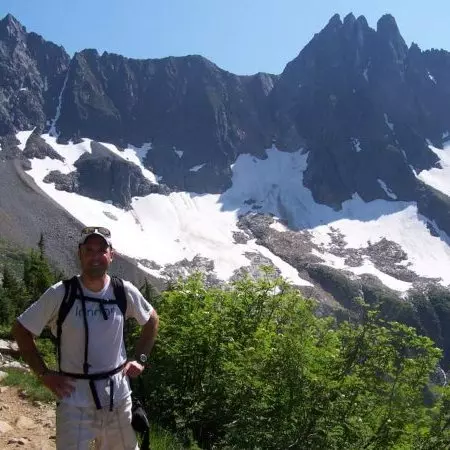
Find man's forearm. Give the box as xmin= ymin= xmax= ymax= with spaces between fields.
xmin=12 ymin=320 xmax=47 ymax=376
xmin=134 ymin=311 xmax=159 ymax=358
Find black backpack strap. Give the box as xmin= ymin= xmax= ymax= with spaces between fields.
xmin=73 ymin=276 xmax=91 ymax=375
xmin=56 ymin=276 xmax=78 ymax=371
xmin=111 ymin=276 xmax=127 ymax=317
xmin=73 ymin=277 xmax=103 ymax=410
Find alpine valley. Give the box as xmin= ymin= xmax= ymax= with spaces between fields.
xmin=2 ymin=12 xmax=450 ymax=368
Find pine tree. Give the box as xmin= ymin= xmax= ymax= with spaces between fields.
xmin=0 ymin=283 xmax=13 ymax=325
xmin=23 ymin=249 xmax=54 ymax=302
xmin=38 ymin=232 xmax=45 ymax=260
xmin=1 ymin=265 xmax=28 ymax=323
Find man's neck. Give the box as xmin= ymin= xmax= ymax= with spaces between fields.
xmin=80 ymin=273 xmax=109 ymax=292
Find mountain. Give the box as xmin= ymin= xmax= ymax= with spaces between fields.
xmin=2 ymin=13 xmax=450 ymax=364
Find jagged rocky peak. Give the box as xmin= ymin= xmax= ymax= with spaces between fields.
xmin=318 ymin=12 xmax=371 ymax=38
xmin=0 ymin=13 xmax=25 ymax=39
xmin=0 ymin=14 xmax=70 ymax=135
xmin=343 ymin=13 xmax=371 ymax=41
xmin=325 ymin=13 xmax=342 ymax=30
xmin=376 ymin=14 xmax=408 ymax=60
xmin=276 ymin=11 xmax=373 ymax=92
xmin=75 ymin=48 xmax=100 ymax=62
xmin=356 ymin=15 xmax=369 ymax=28
xmin=409 ymin=42 xmax=422 ymax=55
xmin=343 ymin=12 xmax=356 ymax=27
xmin=376 ymin=14 xmax=401 ymax=38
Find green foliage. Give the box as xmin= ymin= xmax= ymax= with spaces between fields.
xmin=0 ymin=238 xmax=26 ymax=278
xmin=23 ymin=249 xmax=55 ymax=305
xmin=35 ymin=337 xmax=57 ymax=370
xmin=1 ymin=368 xmax=56 ymax=403
xmin=0 ymin=265 xmax=29 ymax=325
xmin=0 ymin=236 xmax=63 ymax=329
xmin=148 ymin=423 xmax=194 ymax=450
xmin=139 ymin=274 xmax=450 ymax=449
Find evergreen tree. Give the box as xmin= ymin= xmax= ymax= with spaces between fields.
xmin=0 ymin=283 xmax=13 ymax=325
xmin=1 ymin=265 xmax=28 ymax=324
xmin=38 ymin=232 xmax=45 ymax=260
xmin=23 ymin=249 xmax=54 ymax=303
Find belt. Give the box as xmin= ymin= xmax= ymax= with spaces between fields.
xmin=61 ymin=362 xmax=126 ymax=411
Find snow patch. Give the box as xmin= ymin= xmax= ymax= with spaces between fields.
xmin=270 ymin=221 xmax=289 ymax=232
xmin=352 ymin=138 xmax=362 ymax=152
xmin=189 ymin=163 xmax=206 ymax=172
xmin=313 ymin=249 xmax=412 ymax=293
xmin=24 ymin=144 xmax=311 ymax=285
xmin=384 ymin=113 xmax=394 ymax=132
xmin=417 ymin=141 xmax=450 ymax=198
xmin=37 ymin=135 xmax=158 ymax=183
xmin=22 ymin=135 xmax=450 ymax=292
xmin=16 ymin=129 xmax=35 ymax=151
xmin=363 ymin=67 xmax=369 ymax=82
xmin=97 ymin=141 xmax=157 ymax=183
xmin=247 ymin=240 xmax=312 ymax=286
xmin=49 ymin=71 xmax=69 ymax=137
xmin=427 ymin=71 xmax=437 ymax=84
xmin=310 ymin=202 xmax=450 ymax=288
xmin=174 ymin=148 xmax=183 ymax=158
xmin=377 ymin=179 xmax=397 ymax=200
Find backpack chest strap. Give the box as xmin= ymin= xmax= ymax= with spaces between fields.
xmin=60 ymin=361 xmax=126 ymax=380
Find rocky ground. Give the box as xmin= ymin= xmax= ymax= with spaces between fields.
xmin=0 ymin=339 xmax=55 ymax=448
xmin=0 ymin=380 xmax=56 ymax=449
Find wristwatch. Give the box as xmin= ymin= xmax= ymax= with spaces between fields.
xmin=136 ymin=353 xmax=147 ymax=365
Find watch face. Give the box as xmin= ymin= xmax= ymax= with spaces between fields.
xmin=139 ymin=354 xmax=147 ymax=364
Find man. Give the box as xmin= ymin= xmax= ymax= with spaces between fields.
xmin=12 ymin=226 xmax=159 ymax=449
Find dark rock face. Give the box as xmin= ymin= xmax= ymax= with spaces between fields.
xmin=23 ymin=132 xmax=63 ymax=160
xmin=0 ymin=14 xmax=69 ymax=135
xmin=55 ymin=51 xmax=277 ymax=193
xmin=43 ymin=141 xmax=170 ymax=207
xmin=72 ymin=141 xmax=169 ymax=208
xmin=269 ymin=13 xmax=450 ymax=233
xmin=43 ymin=170 xmax=78 ymax=192
xmin=0 ymin=133 xmax=21 ymax=159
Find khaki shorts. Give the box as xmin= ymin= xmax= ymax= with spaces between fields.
xmin=56 ymin=396 xmax=139 ymax=450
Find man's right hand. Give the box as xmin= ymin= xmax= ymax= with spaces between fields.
xmin=40 ymin=370 xmax=76 ymax=399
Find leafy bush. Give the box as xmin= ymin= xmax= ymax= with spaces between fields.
xmin=138 ymin=274 xmax=450 ymax=449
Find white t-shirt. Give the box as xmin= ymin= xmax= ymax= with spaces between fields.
xmin=18 ymin=275 xmax=153 ymax=408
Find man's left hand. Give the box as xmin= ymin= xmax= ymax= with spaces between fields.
xmin=123 ymin=360 xmax=145 ymax=378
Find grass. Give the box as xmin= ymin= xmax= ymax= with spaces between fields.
xmin=1 ymin=367 xmax=56 ymax=403
xmin=149 ymin=424 xmax=189 ymax=450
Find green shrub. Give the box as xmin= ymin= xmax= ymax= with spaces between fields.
xmin=138 ymin=274 xmax=450 ymax=449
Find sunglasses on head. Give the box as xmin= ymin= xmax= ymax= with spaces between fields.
xmin=80 ymin=226 xmax=111 ymax=237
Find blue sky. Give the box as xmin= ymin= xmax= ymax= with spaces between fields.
xmin=0 ymin=0 xmax=447 ymax=75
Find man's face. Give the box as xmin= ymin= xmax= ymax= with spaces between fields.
xmin=78 ymin=235 xmax=114 ymax=278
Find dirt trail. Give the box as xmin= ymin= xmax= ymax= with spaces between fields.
xmin=0 ymin=385 xmax=56 ymax=449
